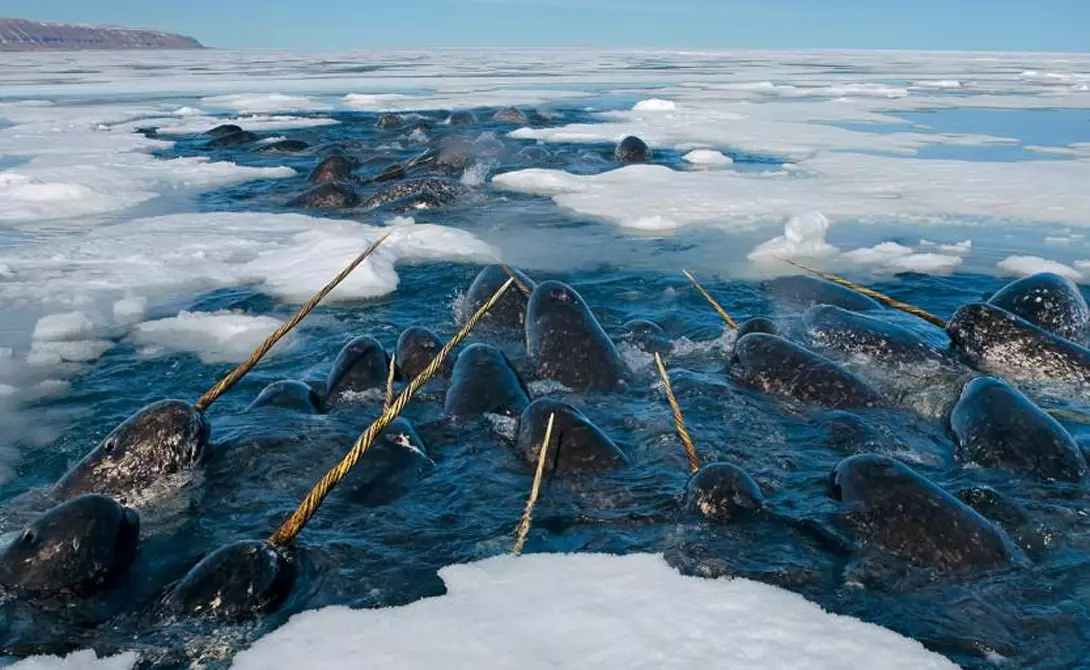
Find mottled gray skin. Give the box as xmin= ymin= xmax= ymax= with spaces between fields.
xmin=763 ymin=275 xmax=883 ymax=312
xmin=988 ymin=272 xmax=1090 ymax=344
xmin=444 ymin=343 xmax=530 ymax=418
xmin=435 ymin=138 xmax=475 ymax=173
xmin=206 ymin=124 xmax=242 ymax=138
xmin=324 ymin=336 xmax=390 ymax=402
xmin=950 ymin=376 xmax=1087 ymax=482
xmin=737 ymin=316 xmax=778 ymax=338
xmin=376 ymin=113 xmax=406 ymax=130
xmin=829 ymin=454 xmax=1018 ymax=572
xmin=463 ymin=264 xmax=536 ymax=329
xmin=160 ymin=540 xmax=293 ymax=619
xmin=395 ymin=326 xmax=451 ymax=382
xmin=245 ymin=380 xmax=323 ymax=414
xmin=447 ymin=110 xmax=476 ymax=125
xmin=514 ymin=398 xmax=628 ymax=474
xmin=684 ymin=462 xmax=764 ymax=524
xmin=288 ymin=182 xmax=359 ymax=209
xmin=732 ymin=334 xmax=888 ymax=409
xmin=259 ymin=139 xmax=309 ymax=153
xmin=614 ymin=135 xmax=651 ymax=164
xmin=619 ymin=318 xmax=671 ymax=356
xmin=359 ymin=178 xmax=471 ymax=212
xmin=946 ymin=302 xmax=1090 ymax=384
xmin=307 ymin=155 xmax=355 ymax=184
xmin=492 ymin=107 xmax=528 ymax=124
xmin=0 ymin=495 xmax=139 ymax=598
xmin=204 ymin=130 xmax=256 ymax=149
xmin=803 ymin=304 xmax=942 ymax=367
xmin=54 ymin=399 xmax=209 ymax=504
xmin=525 ymin=280 xmax=628 ymax=392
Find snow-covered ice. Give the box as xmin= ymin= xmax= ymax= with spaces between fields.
xmin=129 ymin=311 xmax=290 ymax=364
xmin=997 ymin=255 xmax=1083 ymax=280
xmin=7 ymin=651 xmax=137 ymax=670
xmin=232 ymin=553 xmax=959 ymax=670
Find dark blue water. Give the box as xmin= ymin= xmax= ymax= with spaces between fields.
xmin=2 ymin=105 xmax=1090 ymax=669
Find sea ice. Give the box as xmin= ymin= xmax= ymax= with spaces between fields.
xmin=231 ymin=553 xmax=958 ymax=670
xmin=129 ymin=310 xmax=289 ymax=364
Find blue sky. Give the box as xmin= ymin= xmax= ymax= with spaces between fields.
xmin=5 ymin=0 xmax=1086 ymax=51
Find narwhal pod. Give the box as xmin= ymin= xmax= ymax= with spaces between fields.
xmin=802 ymin=304 xmax=944 ymax=368
xmin=324 ymin=336 xmax=390 ymax=404
xmin=762 ymin=275 xmax=883 ymax=312
xmin=444 ymin=343 xmax=530 ymax=418
xmin=525 ymin=280 xmax=628 ymax=391
xmin=513 ymin=398 xmax=628 ymax=474
xmin=53 ymin=399 xmax=210 ymax=504
xmin=949 ymin=376 xmax=1087 ymax=482
xmin=0 ymin=494 xmax=140 ymax=598
xmin=159 ymin=539 xmax=294 ymax=620
xmin=829 ymin=454 xmax=1019 ymax=572
xmin=731 ymin=333 xmax=889 ymax=409
xmin=946 ymin=302 xmax=1090 ymax=384
xmin=988 ymin=272 xmax=1090 ymax=344
xmin=462 ymin=264 xmax=537 ymax=329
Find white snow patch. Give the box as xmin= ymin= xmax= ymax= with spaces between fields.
xmin=200 ymin=93 xmax=329 ymax=113
xmin=342 ymin=93 xmax=414 ymax=110
xmin=632 ymin=98 xmax=677 ymax=111
xmin=129 ymin=310 xmax=288 ymax=364
xmin=7 ymin=650 xmax=137 ymax=669
xmin=913 ymin=80 xmax=963 ymax=90
xmin=997 ymin=255 xmax=1082 ymax=280
xmin=683 ymin=149 xmax=733 ymax=166
xmin=748 ymin=212 xmax=839 ymax=263
xmin=31 ymin=311 xmax=95 ymax=343
xmin=232 ymin=553 xmax=957 ymax=670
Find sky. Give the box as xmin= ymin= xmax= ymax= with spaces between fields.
xmin=3 ymin=0 xmax=1087 ymax=52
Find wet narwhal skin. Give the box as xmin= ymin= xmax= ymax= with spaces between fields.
xmin=395 ymin=326 xmax=451 ymax=382
xmin=444 ymin=343 xmax=530 ymax=418
xmin=0 ymin=494 xmax=140 ymax=598
xmin=737 ymin=316 xmax=778 ymax=338
xmin=492 ymin=107 xmax=528 ymax=124
xmin=288 ymin=182 xmax=359 ymax=209
xmin=463 ymin=264 xmax=536 ymax=329
xmin=829 ymin=454 xmax=1018 ymax=572
xmin=359 ymin=178 xmax=471 ymax=212
xmin=514 ymin=398 xmax=628 ymax=474
xmin=619 ymin=318 xmax=671 ymax=356
xmin=307 ymin=155 xmax=355 ymax=184
xmin=204 ymin=130 xmax=256 ymax=149
xmin=447 ymin=110 xmax=476 ymax=125
xmin=614 ymin=135 xmax=651 ymax=164
xmin=731 ymin=334 xmax=888 ymax=409
xmin=525 ymin=280 xmax=628 ymax=391
xmin=346 ymin=416 xmax=435 ymax=504
xmin=206 ymin=124 xmax=242 ymax=138
xmin=159 ymin=540 xmax=294 ymax=620
xmin=684 ymin=462 xmax=765 ymax=523
xmin=803 ymin=304 xmax=943 ymax=367
xmin=950 ymin=376 xmax=1087 ymax=482
xmin=987 ymin=272 xmax=1090 ymax=344
xmin=245 ymin=380 xmax=323 ymax=414
xmin=946 ymin=302 xmax=1090 ymax=384
xmin=324 ymin=336 xmax=390 ymax=403
xmin=375 ymin=113 xmax=406 ymax=130
xmin=54 ymin=399 xmax=210 ymax=504
xmin=260 ymin=139 xmax=309 ymax=153
xmin=763 ymin=275 xmax=884 ymax=312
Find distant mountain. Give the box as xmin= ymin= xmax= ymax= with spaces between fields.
xmin=0 ymin=18 xmax=204 ymax=51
